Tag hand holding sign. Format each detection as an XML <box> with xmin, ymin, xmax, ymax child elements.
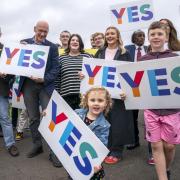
<box><xmin>78</xmin><ymin>71</ymin><xmax>85</xmax><ymax>80</ymax></box>
<box><xmin>120</xmin><ymin>90</ymin><xmax>126</xmax><ymax>100</ymax></box>
<box><xmin>30</xmin><ymin>76</ymin><xmax>44</xmax><ymax>83</ymax></box>
<box><xmin>0</xmin><ymin>72</ymin><xmax>7</xmax><ymax>78</ymax></box>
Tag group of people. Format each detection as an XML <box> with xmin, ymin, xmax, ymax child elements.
<box><xmin>0</xmin><ymin>18</ymin><xmax>180</xmax><ymax>180</ymax></box>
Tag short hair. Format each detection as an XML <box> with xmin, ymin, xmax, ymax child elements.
<box><xmin>93</xmin><ymin>32</ymin><xmax>104</xmax><ymax>40</ymax></box>
<box><xmin>148</xmin><ymin>21</ymin><xmax>168</xmax><ymax>35</ymax></box>
<box><xmin>65</xmin><ymin>34</ymin><xmax>84</xmax><ymax>54</ymax></box>
<box><xmin>80</xmin><ymin>87</ymin><xmax>112</xmax><ymax>116</ymax></box>
<box><xmin>60</xmin><ymin>30</ymin><xmax>70</xmax><ymax>36</ymax></box>
<box><xmin>131</xmin><ymin>30</ymin><xmax>145</xmax><ymax>44</ymax></box>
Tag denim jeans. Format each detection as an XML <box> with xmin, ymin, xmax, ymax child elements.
<box><xmin>0</xmin><ymin>96</ymin><xmax>15</xmax><ymax>148</ymax></box>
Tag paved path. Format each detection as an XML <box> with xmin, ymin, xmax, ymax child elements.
<box><xmin>0</xmin><ymin>111</ymin><xmax>180</xmax><ymax>180</ymax></box>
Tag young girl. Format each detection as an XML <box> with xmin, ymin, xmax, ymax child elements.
<box><xmin>75</xmin><ymin>87</ymin><xmax>112</xmax><ymax>180</ymax></box>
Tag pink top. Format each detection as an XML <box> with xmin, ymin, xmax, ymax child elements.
<box><xmin>105</xmin><ymin>47</ymin><xmax>118</xmax><ymax>60</ymax></box>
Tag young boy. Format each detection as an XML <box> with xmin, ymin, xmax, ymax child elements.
<box><xmin>140</xmin><ymin>21</ymin><xmax>180</xmax><ymax>180</ymax></box>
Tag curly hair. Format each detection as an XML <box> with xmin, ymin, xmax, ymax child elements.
<box><xmin>131</xmin><ymin>29</ymin><xmax>145</xmax><ymax>44</ymax></box>
<box><xmin>80</xmin><ymin>87</ymin><xmax>112</xmax><ymax>116</ymax></box>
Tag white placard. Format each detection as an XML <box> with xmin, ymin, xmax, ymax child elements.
<box><xmin>39</xmin><ymin>90</ymin><xmax>109</xmax><ymax>180</ymax></box>
<box><xmin>0</xmin><ymin>42</ymin><xmax>49</xmax><ymax>78</ymax></box>
<box><xmin>117</xmin><ymin>56</ymin><xmax>180</xmax><ymax>109</ymax></box>
<box><xmin>110</xmin><ymin>0</ymin><xmax>155</xmax><ymax>31</ymax></box>
<box><xmin>80</xmin><ymin>58</ymin><xmax>129</xmax><ymax>99</ymax></box>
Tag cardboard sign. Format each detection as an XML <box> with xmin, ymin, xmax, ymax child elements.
<box><xmin>39</xmin><ymin>90</ymin><xmax>109</xmax><ymax>180</ymax></box>
<box><xmin>80</xmin><ymin>58</ymin><xmax>129</xmax><ymax>99</ymax></box>
<box><xmin>110</xmin><ymin>0</ymin><xmax>155</xmax><ymax>31</ymax></box>
<box><xmin>0</xmin><ymin>42</ymin><xmax>49</xmax><ymax>78</ymax></box>
<box><xmin>117</xmin><ymin>56</ymin><xmax>180</xmax><ymax>109</ymax></box>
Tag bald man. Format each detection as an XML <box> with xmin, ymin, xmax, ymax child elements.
<box><xmin>18</xmin><ymin>21</ymin><xmax>59</xmax><ymax>159</ymax></box>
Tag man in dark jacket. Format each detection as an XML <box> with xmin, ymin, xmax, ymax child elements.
<box><xmin>125</xmin><ymin>30</ymin><xmax>147</xmax><ymax>150</ymax></box>
<box><xmin>17</xmin><ymin>21</ymin><xmax>60</xmax><ymax>161</ymax></box>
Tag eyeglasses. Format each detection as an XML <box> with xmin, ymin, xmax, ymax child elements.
<box><xmin>37</xmin><ymin>29</ymin><xmax>48</xmax><ymax>34</ymax></box>
<box><xmin>61</xmin><ymin>35</ymin><xmax>70</xmax><ymax>38</ymax></box>
<box><xmin>94</xmin><ymin>37</ymin><xmax>103</xmax><ymax>41</ymax></box>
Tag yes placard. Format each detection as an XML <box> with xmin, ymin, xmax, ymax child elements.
<box><xmin>117</xmin><ymin>56</ymin><xmax>180</xmax><ymax>109</ymax></box>
<box><xmin>0</xmin><ymin>42</ymin><xmax>49</xmax><ymax>78</ymax></box>
<box><xmin>80</xmin><ymin>58</ymin><xmax>128</xmax><ymax>99</ymax></box>
<box><xmin>110</xmin><ymin>0</ymin><xmax>155</xmax><ymax>31</ymax></box>
<box><xmin>39</xmin><ymin>90</ymin><xmax>109</xmax><ymax>180</ymax></box>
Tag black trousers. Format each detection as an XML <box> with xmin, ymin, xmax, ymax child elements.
<box><xmin>11</xmin><ymin>108</ymin><xmax>18</xmax><ymax>128</ymax></box>
<box><xmin>133</xmin><ymin>110</ymin><xmax>139</xmax><ymax>144</ymax></box>
<box><xmin>22</xmin><ymin>79</ymin><xmax>50</xmax><ymax>147</ymax></box>
<box><xmin>63</xmin><ymin>94</ymin><xmax>80</xmax><ymax>110</ymax></box>
<box><xmin>107</xmin><ymin>99</ymin><xmax>135</xmax><ymax>158</ymax></box>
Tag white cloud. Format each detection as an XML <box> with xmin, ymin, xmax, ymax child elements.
<box><xmin>1</xmin><ymin>0</ymin><xmax>31</xmax><ymax>13</ymax></box>
<box><xmin>0</xmin><ymin>0</ymin><xmax>180</xmax><ymax>47</ymax></box>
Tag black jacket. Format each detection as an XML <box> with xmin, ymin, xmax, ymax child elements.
<box><xmin>95</xmin><ymin>46</ymin><xmax>132</xmax><ymax>62</ymax></box>
<box><xmin>0</xmin><ymin>75</ymin><xmax>14</xmax><ymax>97</ymax></box>
<box><xmin>0</xmin><ymin>43</ymin><xmax>14</xmax><ymax>97</ymax></box>
<box><xmin>0</xmin><ymin>42</ymin><xmax>3</xmax><ymax>57</ymax></box>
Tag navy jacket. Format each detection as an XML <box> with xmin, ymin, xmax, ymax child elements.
<box><xmin>125</xmin><ymin>44</ymin><xmax>147</xmax><ymax>62</ymax></box>
<box><xmin>18</xmin><ymin>38</ymin><xmax>59</xmax><ymax>96</ymax></box>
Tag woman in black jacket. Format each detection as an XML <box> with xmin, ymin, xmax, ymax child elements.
<box><xmin>95</xmin><ymin>26</ymin><xmax>135</xmax><ymax>164</ymax></box>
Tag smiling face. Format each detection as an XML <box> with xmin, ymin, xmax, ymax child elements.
<box><xmin>148</xmin><ymin>28</ymin><xmax>168</xmax><ymax>52</ymax></box>
<box><xmin>87</xmin><ymin>90</ymin><xmax>107</xmax><ymax>117</ymax></box>
<box><xmin>69</xmin><ymin>35</ymin><xmax>80</xmax><ymax>52</ymax></box>
<box><xmin>133</xmin><ymin>32</ymin><xmax>145</xmax><ymax>46</ymax></box>
<box><xmin>105</xmin><ymin>28</ymin><xmax>119</xmax><ymax>47</ymax></box>
<box><xmin>34</xmin><ymin>21</ymin><xmax>49</xmax><ymax>44</ymax></box>
<box><xmin>60</xmin><ymin>31</ymin><xmax>70</xmax><ymax>48</ymax></box>
<box><xmin>94</xmin><ymin>34</ymin><xmax>104</xmax><ymax>48</ymax></box>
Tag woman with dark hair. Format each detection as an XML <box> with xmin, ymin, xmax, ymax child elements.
<box><xmin>160</xmin><ymin>18</ymin><xmax>180</xmax><ymax>51</ymax></box>
<box><xmin>55</xmin><ymin>33</ymin><xmax>92</xmax><ymax>178</ymax></box>
<box><xmin>55</xmin><ymin>34</ymin><xmax>92</xmax><ymax>109</ymax></box>
<box><xmin>95</xmin><ymin>26</ymin><xmax>135</xmax><ymax>164</ymax></box>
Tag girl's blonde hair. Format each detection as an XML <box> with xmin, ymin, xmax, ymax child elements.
<box><xmin>104</xmin><ymin>26</ymin><xmax>126</xmax><ymax>54</ymax></box>
<box><xmin>80</xmin><ymin>87</ymin><xmax>112</xmax><ymax>116</ymax></box>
